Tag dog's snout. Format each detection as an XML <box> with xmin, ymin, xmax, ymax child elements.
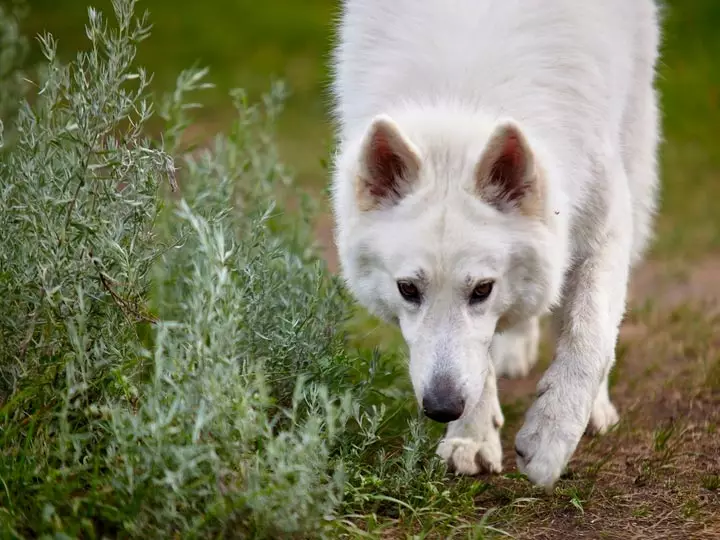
<box><xmin>422</xmin><ymin>374</ymin><xmax>465</xmax><ymax>423</ymax></box>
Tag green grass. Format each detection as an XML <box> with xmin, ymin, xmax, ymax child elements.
<box><xmin>3</xmin><ymin>0</ymin><xmax>720</xmax><ymax>537</ymax></box>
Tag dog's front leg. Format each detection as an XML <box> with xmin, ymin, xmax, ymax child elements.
<box><xmin>492</xmin><ymin>316</ymin><xmax>540</xmax><ymax>379</ymax></box>
<box><xmin>514</xmin><ymin>206</ymin><xmax>631</xmax><ymax>488</ymax></box>
<box><xmin>436</xmin><ymin>362</ymin><xmax>504</xmax><ymax>475</ymax></box>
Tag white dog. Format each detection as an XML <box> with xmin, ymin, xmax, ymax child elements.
<box><xmin>329</xmin><ymin>0</ymin><xmax>661</xmax><ymax>488</ymax></box>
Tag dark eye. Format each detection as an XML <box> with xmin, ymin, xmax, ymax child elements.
<box><xmin>397</xmin><ymin>280</ymin><xmax>422</xmax><ymax>304</ymax></box>
<box><xmin>470</xmin><ymin>281</ymin><xmax>494</xmax><ymax>304</ymax></box>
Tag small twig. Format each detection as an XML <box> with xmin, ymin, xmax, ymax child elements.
<box><xmin>92</xmin><ymin>255</ymin><xmax>158</xmax><ymax>325</ymax></box>
<box><xmin>98</xmin><ymin>270</ymin><xmax>158</xmax><ymax>324</ymax></box>
<box><xmin>18</xmin><ymin>288</ymin><xmax>45</xmax><ymax>360</ymax></box>
<box><xmin>62</xmin><ymin>172</ymin><xmax>85</xmax><ymax>240</ymax></box>
<box><xmin>61</xmin><ymin>132</ymin><xmax>103</xmax><ymax>246</ymax></box>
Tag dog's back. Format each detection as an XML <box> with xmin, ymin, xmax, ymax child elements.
<box><xmin>333</xmin><ymin>0</ymin><xmax>657</xmax><ymax>130</ymax></box>
<box><xmin>332</xmin><ymin>0</ymin><xmax>660</xmax><ymax>259</ymax></box>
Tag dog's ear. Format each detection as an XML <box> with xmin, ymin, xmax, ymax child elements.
<box><xmin>475</xmin><ymin>121</ymin><xmax>543</xmax><ymax>216</ymax></box>
<box><xmin>356</xmin><ymin>115</ymin><xmax>421</xmax><ymax>211</ymax></box>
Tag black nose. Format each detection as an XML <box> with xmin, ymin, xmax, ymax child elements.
<box><xmin>422</xmin><ymin>374</ymin><xmax>465</xmax><ymax>423</ymax></box>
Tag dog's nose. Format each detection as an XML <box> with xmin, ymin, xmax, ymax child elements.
<box><xmin>422</xmin><ymin>374</ymin><xmax>465</xmax><ymax>423</ymax></box>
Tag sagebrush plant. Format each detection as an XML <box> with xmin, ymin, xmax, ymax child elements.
<box><xmin>0</xmin><ymin>1</ymin><xmax>500</xmax><ymax>538</ymax></box>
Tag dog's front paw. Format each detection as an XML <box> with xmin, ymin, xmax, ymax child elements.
<box><xmin>514</xmin><ymin>388</ymin><xmax>586</xmax><ymax>489</ymax></box>
<box><xmin>437</xmin><ymin>436</ymin><xmax>502</xmax><ymax>475</ymax></box>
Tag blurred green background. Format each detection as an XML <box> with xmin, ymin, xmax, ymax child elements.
<box><xmin>23</xmin><ymin>0</ymin><xmax>338</xmax><ymax>190</ymax></box>
<box><xmin>20</xmin><ymin>0</ymin><xmax>720</xmax><ymax>257</ymax></box>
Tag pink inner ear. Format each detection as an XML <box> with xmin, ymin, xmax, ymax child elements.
<box><xmin>367</xmin><ymin>132</ymin><xmax>407</xmax><ymax>199</ymax></box>
<box><xmin>489</xmin><ymin>131</ymin><xmax>527</xmax><ymax>203</ymax></box>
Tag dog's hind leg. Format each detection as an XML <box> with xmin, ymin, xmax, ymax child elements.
<box><xmin>587</xmin><ymin>366</ymin><xmax>620</xmax><ymax>435</ymax></box>
<box><xmin>514</xmin><ymin>154</ymin><xmax>634</xmax><ymax>488</ymax></box>
<box><xmin>492</xmin><ymin>317</ymin><xmax>540</xmax><ymax>379</ymax></box>
<box><xmin>435</xmin><ymin>363</ymin><xmax>504</xmax><ymax>475</ymax></box>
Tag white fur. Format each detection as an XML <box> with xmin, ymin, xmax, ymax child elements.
<box><xmin>436</xmin><ymin>362</ymin><xmax>504</xmax><ymax>475</ymax></box>
<box><xmin>492</xmin><ymin>316</ymin><xmax>540</xmax><ymax>379</ymax></box>
<box><xmin>330</xmin><ymin>0</ymin><xmax>661</xmax><ymax>488</ymax></box>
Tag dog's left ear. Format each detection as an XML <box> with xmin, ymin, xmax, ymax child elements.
<box><xmin>474</xmin><ymin>121</ymin><xmax>544</xmax><ymax>216</ymax></box>
<box><xmin>355</xmin><ymin>115</ymin><xmax>421</xmax><ymax>211</ymax></box>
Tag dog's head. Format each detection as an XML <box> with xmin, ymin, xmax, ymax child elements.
<box><xmin>332</xmin><ymin>110</ymin><xmax>565</xmax><ymax>422</ymax></box>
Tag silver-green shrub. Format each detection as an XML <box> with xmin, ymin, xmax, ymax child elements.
<box><xmin>0</xmin><ymin>1</ymin><xmax>494</xmax><ymax>538</ymax></box>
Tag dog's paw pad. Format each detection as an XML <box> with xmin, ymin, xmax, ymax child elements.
<box><xmin>436</xmin><ymin>437</ymin><xmax>502</xmax><ymax>475</ymax></box>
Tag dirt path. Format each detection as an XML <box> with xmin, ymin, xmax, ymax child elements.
<box><xmin>315</xmin><ymin>217</ymin><xmax>720</xmax><ymax>539</ymax></box>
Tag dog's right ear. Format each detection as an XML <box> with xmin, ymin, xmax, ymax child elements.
<box><xmin>356</xmin><ymin>115</ymin><xmax>421</xmax><ymax>211</ymax></box>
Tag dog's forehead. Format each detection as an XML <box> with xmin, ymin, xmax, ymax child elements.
<box><xmin>382</xmin><ymin>202</ymin><xmax>512</xmax><ymax>278</ymax></box>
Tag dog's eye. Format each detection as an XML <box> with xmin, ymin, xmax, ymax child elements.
<box><xmin>397</xmin><ymin>280</ymin><xmax>422</xmax><ymax>304</ymax></box>
<box><xmin>470</xmin><ymin>281</ymin><xmax>494</xmax><ymax>304</ymax></box>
